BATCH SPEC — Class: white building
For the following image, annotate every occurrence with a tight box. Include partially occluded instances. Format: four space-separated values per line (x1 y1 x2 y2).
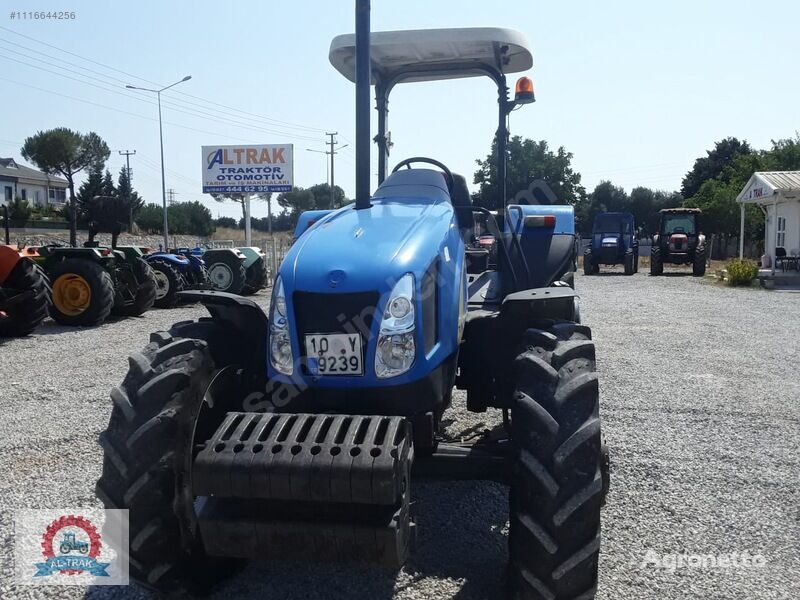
737 171 800 285
0 157 68 207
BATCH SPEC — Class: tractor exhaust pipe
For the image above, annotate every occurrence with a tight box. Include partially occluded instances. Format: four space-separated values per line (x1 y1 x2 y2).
354 0 372 210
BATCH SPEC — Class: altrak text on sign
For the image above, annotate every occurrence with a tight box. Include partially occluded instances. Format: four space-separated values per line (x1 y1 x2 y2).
202 144 294 194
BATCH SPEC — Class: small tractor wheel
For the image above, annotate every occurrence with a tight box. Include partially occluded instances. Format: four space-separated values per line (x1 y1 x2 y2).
650 247 663 276
624 249 635 276
95 321 242 594
115 258 157 317
508 320 604 600
206 253 246 294
634 250 639 273
49 258 114 326
0 258 51 337
693 247 706 277
241 256 268 295
582 252 593 276
149 260 184 309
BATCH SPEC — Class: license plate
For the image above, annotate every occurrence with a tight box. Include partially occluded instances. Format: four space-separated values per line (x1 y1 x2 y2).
304 333 363 376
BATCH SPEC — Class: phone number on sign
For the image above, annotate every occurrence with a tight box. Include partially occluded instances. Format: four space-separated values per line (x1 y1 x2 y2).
9 11 76 20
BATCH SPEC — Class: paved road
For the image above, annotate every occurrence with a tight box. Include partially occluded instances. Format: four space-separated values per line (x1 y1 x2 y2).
0 271 797 599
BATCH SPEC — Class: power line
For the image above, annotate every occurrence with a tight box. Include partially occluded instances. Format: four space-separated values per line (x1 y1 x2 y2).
0 25 328 135
0 52 324 143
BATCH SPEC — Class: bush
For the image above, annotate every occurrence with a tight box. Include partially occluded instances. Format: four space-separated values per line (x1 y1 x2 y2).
726 258 758 286
8 196 32 221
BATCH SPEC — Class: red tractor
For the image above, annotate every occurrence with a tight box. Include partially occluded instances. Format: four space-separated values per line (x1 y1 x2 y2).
0 245 51 337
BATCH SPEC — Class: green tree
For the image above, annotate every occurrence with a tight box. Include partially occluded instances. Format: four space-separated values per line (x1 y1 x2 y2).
213 216 238 229
116 166 144 231
306 183 348 209
211 192 272 223
277 186 315 221
680 137 751 198
21 128 110 246
473 136 585 209
135 204 164 234
76 162 105 223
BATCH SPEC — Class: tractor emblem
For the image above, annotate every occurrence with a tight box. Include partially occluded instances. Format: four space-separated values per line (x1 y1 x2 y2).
33 515 110 578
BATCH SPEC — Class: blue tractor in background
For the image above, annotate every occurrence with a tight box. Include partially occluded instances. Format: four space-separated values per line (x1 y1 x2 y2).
145 250 211 309
583 211 638 276
96 5 608 599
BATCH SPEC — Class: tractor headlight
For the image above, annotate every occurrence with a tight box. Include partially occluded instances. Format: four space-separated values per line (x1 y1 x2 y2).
269 277 293 375
375 273 416 378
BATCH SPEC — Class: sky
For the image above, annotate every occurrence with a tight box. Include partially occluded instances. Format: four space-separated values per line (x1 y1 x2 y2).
2 0 799 220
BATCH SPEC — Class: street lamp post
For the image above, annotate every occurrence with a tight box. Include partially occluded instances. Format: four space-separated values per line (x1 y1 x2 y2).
126 75 191 251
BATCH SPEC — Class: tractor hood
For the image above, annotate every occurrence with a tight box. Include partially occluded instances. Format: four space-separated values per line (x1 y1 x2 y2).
283 195 454 293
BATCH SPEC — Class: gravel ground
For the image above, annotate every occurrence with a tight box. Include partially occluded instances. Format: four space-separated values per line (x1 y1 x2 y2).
1 270 798 599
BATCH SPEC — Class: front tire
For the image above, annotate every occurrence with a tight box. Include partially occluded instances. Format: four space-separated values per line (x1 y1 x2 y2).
149 259 184 309
582 252 593 276
693 247 706 277
241 256 268 295
624 249 635 276
115 258 157 317
206 253 246 294
509 321 604 600
0 258 51 337
95 323 239 594
49 259 114 326
650 247 663 276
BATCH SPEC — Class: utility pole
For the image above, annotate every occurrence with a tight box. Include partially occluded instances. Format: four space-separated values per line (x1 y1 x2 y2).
325 132 348 206
119 149 136 231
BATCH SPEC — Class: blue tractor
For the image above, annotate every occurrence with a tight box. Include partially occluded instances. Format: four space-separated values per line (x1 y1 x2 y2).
95 5 608 599
145 250 211 309
583 212 638 276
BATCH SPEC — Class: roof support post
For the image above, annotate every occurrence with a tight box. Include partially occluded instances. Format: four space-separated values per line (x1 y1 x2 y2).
497 74 510 210
375 81 389 184
739 202 745 259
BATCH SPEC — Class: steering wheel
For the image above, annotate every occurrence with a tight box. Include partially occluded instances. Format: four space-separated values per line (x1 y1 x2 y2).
392 157 454 191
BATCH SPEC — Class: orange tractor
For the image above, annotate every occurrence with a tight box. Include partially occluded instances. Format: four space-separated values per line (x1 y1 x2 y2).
0 245 51 337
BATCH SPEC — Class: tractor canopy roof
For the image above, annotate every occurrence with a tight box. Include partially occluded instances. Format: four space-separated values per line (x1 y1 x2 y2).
592 212 634 234
329 27 532 85
660 207 701 214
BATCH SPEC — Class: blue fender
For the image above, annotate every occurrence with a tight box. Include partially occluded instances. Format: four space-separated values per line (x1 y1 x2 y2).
145 252 190 267
504 204 576 288
293 210 335 241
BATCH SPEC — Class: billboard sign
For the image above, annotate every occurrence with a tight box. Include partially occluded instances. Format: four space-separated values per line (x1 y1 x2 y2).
202 144 293 194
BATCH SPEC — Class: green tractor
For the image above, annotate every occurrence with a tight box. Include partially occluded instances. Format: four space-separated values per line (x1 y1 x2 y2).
34 244 156 326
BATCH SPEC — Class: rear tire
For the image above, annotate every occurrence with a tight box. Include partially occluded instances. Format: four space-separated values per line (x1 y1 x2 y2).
115 258 157 317
0 258 51 337
206 253 246 294
49 259 114 326
149 259 184 309
509 320 604 600
650 247 663 276
693 247 706 277
582 252 593 276
241 256 268 295
95 323 240 594
624 250 635 276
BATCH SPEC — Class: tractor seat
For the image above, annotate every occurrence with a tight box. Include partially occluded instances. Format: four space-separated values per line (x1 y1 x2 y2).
450 173 474 234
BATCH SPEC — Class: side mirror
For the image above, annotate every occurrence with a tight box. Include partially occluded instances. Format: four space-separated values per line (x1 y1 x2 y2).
514 76 535 105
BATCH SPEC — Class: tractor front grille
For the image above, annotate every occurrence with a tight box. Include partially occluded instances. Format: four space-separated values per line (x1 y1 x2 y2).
293 290 379 352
